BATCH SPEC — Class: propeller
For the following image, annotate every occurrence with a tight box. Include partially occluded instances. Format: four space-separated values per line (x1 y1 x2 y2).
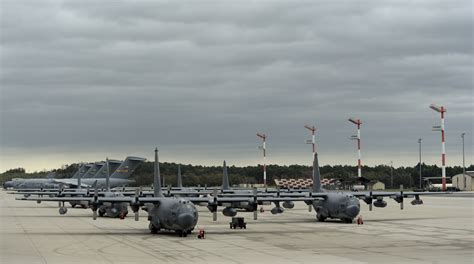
253 187 258 220
400 190 404 210
308 192 313 212
369 191 373 211
133 189 140 221
212 188 218 221
92 188 99 220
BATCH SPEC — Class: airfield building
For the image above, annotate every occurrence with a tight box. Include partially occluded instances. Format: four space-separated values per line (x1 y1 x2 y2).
451 171 474 191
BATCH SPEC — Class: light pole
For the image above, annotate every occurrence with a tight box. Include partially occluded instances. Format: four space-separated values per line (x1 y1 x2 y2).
418 138 422 189
348 118 362 178
257 133 267 187
461 132 466 189
430 104 446 191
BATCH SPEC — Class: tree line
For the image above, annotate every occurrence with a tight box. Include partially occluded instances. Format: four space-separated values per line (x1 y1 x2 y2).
2 162 472 189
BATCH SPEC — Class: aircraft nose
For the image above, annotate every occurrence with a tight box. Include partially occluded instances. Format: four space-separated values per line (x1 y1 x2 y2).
345 205 360 218
177 213 195 230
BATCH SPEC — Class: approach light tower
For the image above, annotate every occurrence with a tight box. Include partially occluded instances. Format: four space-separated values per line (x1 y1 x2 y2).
304 125 317 154
305 125 317 180
430 104 446 191
257 133 267 187
349 118 362 178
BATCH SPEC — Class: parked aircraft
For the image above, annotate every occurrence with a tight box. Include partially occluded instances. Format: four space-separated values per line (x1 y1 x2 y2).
16 149 321 236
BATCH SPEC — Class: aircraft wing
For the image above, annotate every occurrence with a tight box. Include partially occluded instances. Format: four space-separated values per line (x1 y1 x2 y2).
51 179 91 188
351 191 451 198
16 196 95 202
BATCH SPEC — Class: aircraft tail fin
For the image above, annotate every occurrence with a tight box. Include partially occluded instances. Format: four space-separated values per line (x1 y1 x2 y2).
177 164 183 188
110 156 146 179
222 161 230 190
313 153 322 192
92 160 121 178
82 163 104 179
154 148 163 197
71 164 91 179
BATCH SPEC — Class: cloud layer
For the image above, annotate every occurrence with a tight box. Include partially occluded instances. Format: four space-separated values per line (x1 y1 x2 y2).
1 0 472 172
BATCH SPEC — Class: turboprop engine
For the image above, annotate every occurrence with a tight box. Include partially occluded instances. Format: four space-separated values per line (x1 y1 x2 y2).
282 201 294 209
373 197 387 208
271 207 284 214
222 207 237 217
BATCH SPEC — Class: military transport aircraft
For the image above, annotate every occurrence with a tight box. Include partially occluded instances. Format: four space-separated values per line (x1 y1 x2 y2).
16 148 323 236
15 150 448 237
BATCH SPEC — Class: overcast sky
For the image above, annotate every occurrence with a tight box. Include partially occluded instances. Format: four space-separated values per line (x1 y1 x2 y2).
1 0 472 172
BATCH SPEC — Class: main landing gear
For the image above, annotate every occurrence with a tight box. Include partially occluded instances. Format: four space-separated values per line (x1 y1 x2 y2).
149 223 159 234
316 214 326 222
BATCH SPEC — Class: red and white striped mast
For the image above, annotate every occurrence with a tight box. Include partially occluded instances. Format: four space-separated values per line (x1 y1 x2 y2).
257 133 267 187
304 125 316 155
349 118 362 178
430 104 447 191
305 125 317 185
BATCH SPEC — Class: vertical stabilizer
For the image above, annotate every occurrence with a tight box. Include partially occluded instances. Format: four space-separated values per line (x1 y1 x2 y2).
110 156 146 179
71 164 91 179
83 163 103 178
154 148 163 197
92 160 121 178
78 166 82 190
105 158 110 192
222 161 230 190
313 153 322 192
177 164 183 188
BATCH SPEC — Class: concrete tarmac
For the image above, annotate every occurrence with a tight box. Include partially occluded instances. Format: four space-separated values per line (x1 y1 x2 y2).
1 190 473 264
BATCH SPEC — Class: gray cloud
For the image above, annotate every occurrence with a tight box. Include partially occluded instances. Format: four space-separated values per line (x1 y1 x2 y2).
1 0 472 172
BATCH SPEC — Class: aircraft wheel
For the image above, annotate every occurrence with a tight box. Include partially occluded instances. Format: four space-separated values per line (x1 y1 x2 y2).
317 214 326 222
98 210 106 217
343 218 353 224
149 223 158 234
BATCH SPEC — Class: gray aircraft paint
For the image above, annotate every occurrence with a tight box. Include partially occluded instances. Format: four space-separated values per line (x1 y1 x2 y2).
92 160 121 178
82 163 104 179
222 161 230 190
53 156 146 188
71 164 92 178
311 153 360 222
146 148 198 235
110 156 146 179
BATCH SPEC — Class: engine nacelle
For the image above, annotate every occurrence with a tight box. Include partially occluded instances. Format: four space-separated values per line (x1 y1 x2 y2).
411 199 423 205
393 195 403 203
207 204 217 213
282 201 294 209
362 196 372 205
373 199 387 208
271 207 284 215
222 207 237 217
59 207 68 215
